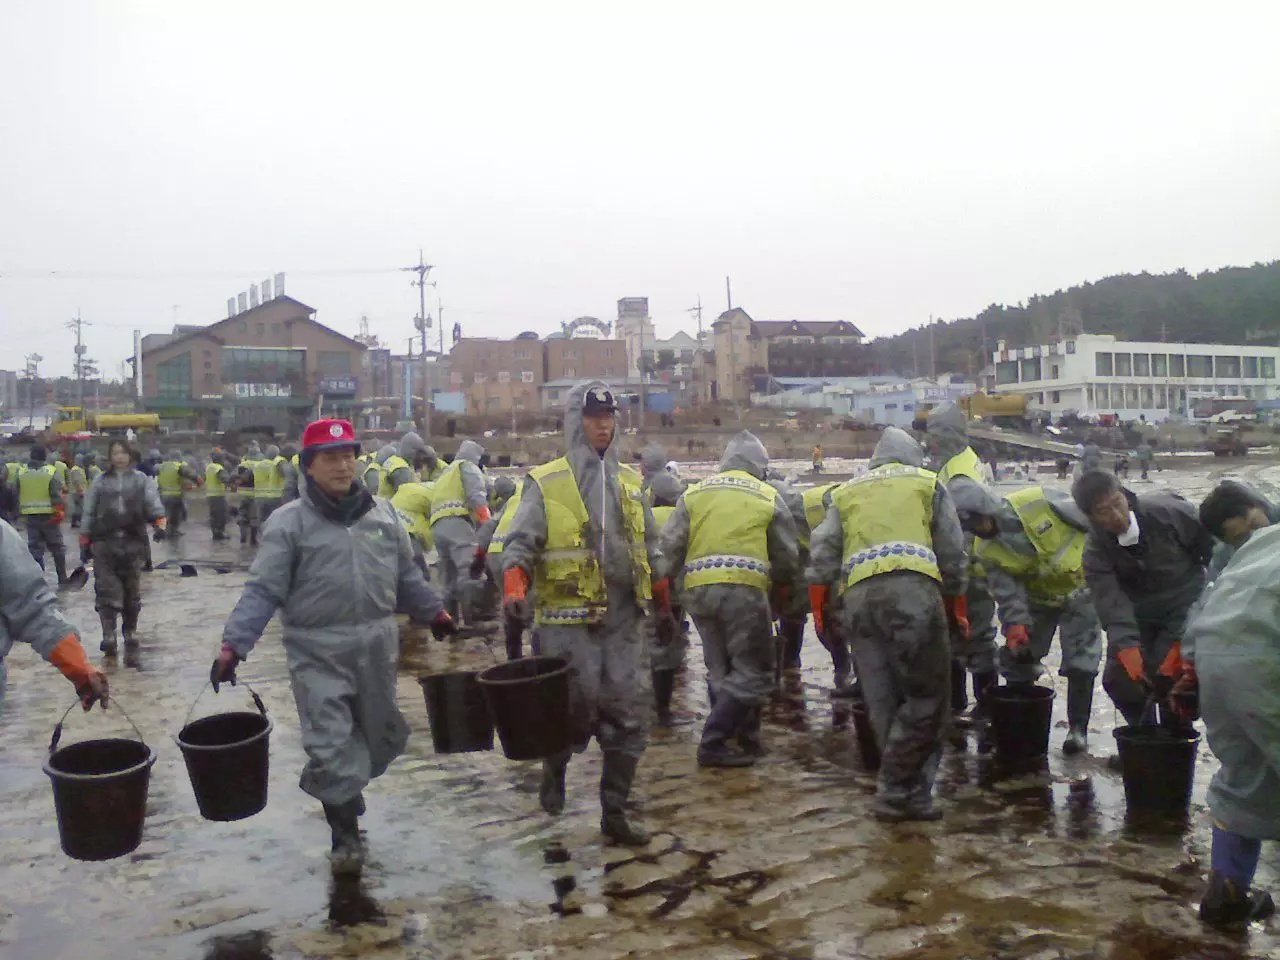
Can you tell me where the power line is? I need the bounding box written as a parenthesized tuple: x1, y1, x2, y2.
(0, 266, 405, 281)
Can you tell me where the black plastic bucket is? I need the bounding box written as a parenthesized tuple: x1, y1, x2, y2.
(477, 656, 573, 760)
(1114, 725, 1200, 817)
(43, 705, 155, 861)
(850, 699, 881, 771)
(987, 685, 1055, 764)
(419, 671, 494, 754)
(177, 686, 272, 822)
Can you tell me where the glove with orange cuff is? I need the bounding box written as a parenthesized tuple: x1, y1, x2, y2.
(1170, 662, 1200, 722)
(652, 576, 673, 619)
(809, 585, 829, 639)
(503, 566, 530, 621)
(943, 594, 970, 642)
(51, 502, 66, 525)
(1004, 623, 1032, 661)
(473, 504, 492, 526)
(48, 634, 109, 710)
(1116, 646, 1147, 685)
(152, 516, 168, 541)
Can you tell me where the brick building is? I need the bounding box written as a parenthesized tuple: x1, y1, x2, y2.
(136, 294, 365, 434)
(447, 333, 627, 415)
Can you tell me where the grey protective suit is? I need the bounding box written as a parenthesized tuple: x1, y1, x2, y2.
(222, 479, 443, 805)
(429, 440, 488, 622)
(237, 442, 265, 542)
(21, 457, 66, 576)
(660, 433, 800, 705)
(807, 428, 968, 816)
(639, 444, 667, 492)
(1072, 443, 1103, 480)
(502, 380, 662, 772)
(925, 402, 998, 676)
(389, 432, 429, 491)
(0, 519, 80, 714)
(207, 459, 231, 537)
(258, 444, 285, 527)
(648, 471, 690, 674)
(1082, 488, 1212, 725)
(82, 467, 164, 628)
(974, 489, 1103, 684)
(364, 444, 397, 493)
(1184, 524, 1280, 840)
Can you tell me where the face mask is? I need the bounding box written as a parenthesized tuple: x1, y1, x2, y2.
(1117, 511, 1140, 547)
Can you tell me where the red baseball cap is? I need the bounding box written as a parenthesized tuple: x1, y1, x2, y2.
(301, 419, 359, 455)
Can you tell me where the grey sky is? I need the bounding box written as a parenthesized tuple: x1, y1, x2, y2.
(2, 1, 1277, 378)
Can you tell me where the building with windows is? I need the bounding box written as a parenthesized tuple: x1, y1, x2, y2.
(136, 294, 366, 434)
(990, 333, 1280, 419)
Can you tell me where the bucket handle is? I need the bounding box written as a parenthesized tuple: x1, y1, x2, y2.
(49, 698, 146, 753)
(181, 681, 267, 733)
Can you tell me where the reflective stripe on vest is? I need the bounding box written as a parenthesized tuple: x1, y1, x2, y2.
(975, 487, 1085, 605)
(158, 461, 185, 497)
(391, 481, 435, 549)
(530, 457, 651, 626)
(68, 466, 87, 492)
(488, 484, 524, 556)
(428, 460, 471, 523)
(381, 455, 410, 496)
(802, 482, 839, 534)
(682, 470, 776, 591)
(205, 462, 228, 496)
(831, 463, 940, 591)
(19, 464, 55, 515)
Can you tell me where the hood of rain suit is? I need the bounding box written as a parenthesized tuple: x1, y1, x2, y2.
(455, 439, 484, 466)
(422, 444, 439, 466)
(639, 444, 667, 479)
(374, 443, 397, 466)
(264, 444, 280, 459)
(870, 427, 924, 469)
(244, 441, 262, 460)
(398, 431, 428, 460)
(648, 472, 685, 507)
(925, 401, 969, 464)
(491, 475, 516, 502)
(718, 431, 769, 480)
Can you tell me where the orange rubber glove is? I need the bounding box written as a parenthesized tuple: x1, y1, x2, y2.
(48, 634, 109, 710)
(809, 585, 829, 639)
(651, 576, 673, 618)
(1170, 662, 1199, 722)
(943, 595, 970, 642)
(1116, 646, 1146, 684)
(79, 534, 91, 550)
(153, 516, 168, 531)
(1004, 623, 1030, 653)
(473, 504, 492, 526)
(50, 502, 66, 525)
(1157, 641, 1183, 679)
(502, 566, 530, 620)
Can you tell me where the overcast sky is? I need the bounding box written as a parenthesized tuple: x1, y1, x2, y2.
(2, 1, 1277, 378)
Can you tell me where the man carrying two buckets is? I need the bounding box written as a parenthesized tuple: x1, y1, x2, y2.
(212, 418, 457, 876)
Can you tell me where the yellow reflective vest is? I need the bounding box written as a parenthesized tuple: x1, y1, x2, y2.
(420, 461, 445, 483)
(380, 454, 411, 496)
(830, 463, 941, 592)
(19, 464, 56, 515)
(88, 464, 103, 483)
(937, 446, 988, 580)
(681, 470, 776, 592)
(5, 461, 23, 488)
(975, 486, 1085, 606)
(651, 504, 675, 530)
(487, 484, 524, 557)
(68, 465, 87, 495)
(158, 460, 187, 497)
(53, 459, 68, 486)
(428, 459, 472, 524)
(391, 481, 435, 550)
(252, 459, 280, 499)
(205, 462, 229, 496)
(530, 457, 651, 626)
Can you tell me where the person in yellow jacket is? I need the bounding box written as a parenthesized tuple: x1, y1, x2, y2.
(205, 453, 233, 540)
(257, 444, 289, 526)
(419, 444, 446, 483)
(157, 451, 201, 538)
(19, 445, 70, 585)
(389, 480, 435, 576)
(379, 432, 429, 496)
(660, 432, 801, 766)
(807, 428, 969, 821)
(427, 440, 490, 622)
(966, 483, 1103, 756)
(68, 455, 88, 528)
(236, 441, 267, 546)
(501, 382, 673, 846)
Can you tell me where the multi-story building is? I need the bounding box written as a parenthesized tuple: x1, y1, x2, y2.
(447, 335, 546, 416)
(710, 308, 770, 406)
(137, 293, 366, 434)
(752, 319, 866, 377)
(990, 333, 1280, 419)
(0, 370, 18, 414)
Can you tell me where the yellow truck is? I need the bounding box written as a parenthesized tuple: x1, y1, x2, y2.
(54, 407, 161, 436)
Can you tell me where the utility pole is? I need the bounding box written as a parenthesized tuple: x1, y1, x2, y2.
(402, 249, 434, 436)
(725, 276, 733, 311)
(638, 310, 647, 428)
(687, 296, 704, 405)
(928, 315, 936, 379)
(67, 310, 90, 412)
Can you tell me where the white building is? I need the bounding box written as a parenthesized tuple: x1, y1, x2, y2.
(991, 333, 1280, 420)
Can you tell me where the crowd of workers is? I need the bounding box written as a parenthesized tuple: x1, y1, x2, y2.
(0, 385, 1275, 929)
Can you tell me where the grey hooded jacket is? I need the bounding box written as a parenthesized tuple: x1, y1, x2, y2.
(807, 427, 967, 596)
(502, 380, 663, 603)
(659, 431, 801, 590)
(926, 402, 993, 524)
(82, 466, 164, 540)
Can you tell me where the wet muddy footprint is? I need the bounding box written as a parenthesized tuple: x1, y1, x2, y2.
(602, 836, 771, 919)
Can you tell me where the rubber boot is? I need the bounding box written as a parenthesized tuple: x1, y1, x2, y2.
(737, 704, 765, 757)
(970, 670, 998, 725)
(323, 798, 365, 877)
(504, 616, 524, 661)
(1062, 671, 1094, 756)
(53, 551, 69, 587)
(950, 660, 968, 715)
(1200, 871, 1276, 927)
(600, 752, 649, 846)
(652, 669, 677, 728)
(250, 528, 259, 547)
(540, 749, 570, 815)
(697, 694, 756, 768)
(99, 610, 118, 655)
(122, 607, 140, 648)
(781, 619, 804, 671)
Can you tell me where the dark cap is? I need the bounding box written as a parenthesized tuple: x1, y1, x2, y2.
(583, 386, 617, 415)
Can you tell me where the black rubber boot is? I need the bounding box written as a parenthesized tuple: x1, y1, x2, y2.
(1062, 671, 1094, 756)
(600, 752, 649, 846)
(737, 704, 765, 757)
(697, 694, 756, 768)
(323, 798, 365, 877)
(122, 607, 140, 647)
(99, 611, 118, 655)
(968, 670, 998, 726)
(652, 669, 677, 728)
(504, 617, 524, 661)
(53, 552, 69, 586)
(781, 619, 804, 670)
(1200, 871, 1276, 928)
(540, 750, 570, 815)
(950, 661, 968, 715)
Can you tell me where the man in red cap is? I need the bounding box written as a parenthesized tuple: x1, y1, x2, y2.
(211, 418, 456, 876)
